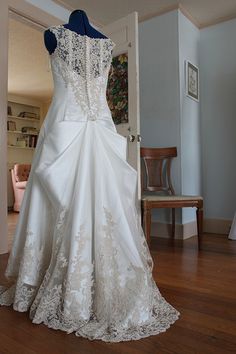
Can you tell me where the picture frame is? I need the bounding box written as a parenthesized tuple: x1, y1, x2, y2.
(186, 60, 199, 102)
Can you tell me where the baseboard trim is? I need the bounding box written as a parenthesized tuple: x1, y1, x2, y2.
(151, 218, 232, 239)
(203, 218, 232, 235)
(151, 221, 197, 240)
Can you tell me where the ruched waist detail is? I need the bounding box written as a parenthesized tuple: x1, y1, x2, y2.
(51, 81, 113, 123)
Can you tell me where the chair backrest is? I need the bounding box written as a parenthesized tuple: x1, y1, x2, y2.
(13, 164, 31, 182)
(140, 147, 177, 195)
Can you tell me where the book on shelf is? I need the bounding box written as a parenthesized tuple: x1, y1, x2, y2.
(14, 134, 38, 148)
(21, 126, 39, 134)
(29, 134, 38, 148)
(7, 120, 16, 131)
(18, 111, 39, 119)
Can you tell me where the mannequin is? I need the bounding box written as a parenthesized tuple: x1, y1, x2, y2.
(44, 9, 108, 55)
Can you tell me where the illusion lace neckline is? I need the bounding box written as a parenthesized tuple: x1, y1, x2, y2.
(57, 24, 116, 47)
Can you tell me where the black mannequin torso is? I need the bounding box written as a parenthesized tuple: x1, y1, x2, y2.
(44, 9, 108, 55)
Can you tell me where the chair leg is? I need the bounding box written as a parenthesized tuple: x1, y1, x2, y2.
(171, 208, 175, 238)
(196, 207, 203, 250)
(141, 205, 144, 227)
(143, 207, 152, 247)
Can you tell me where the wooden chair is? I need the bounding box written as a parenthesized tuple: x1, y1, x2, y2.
(140, 147, 203, 249)
(11, 164, 31, 212)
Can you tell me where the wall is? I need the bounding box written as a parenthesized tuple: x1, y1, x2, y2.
(139, 10, 182, 225)
(139, 10, 181, 194)
(139, 10, 201, 233)
(178, 11, 201, 224)
(200, 19, 236, 223)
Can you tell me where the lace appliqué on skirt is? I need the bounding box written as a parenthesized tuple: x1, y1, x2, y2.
(0, 206, 179, 342)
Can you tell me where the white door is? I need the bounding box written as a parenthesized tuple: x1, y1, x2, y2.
(102, 12, 141, 200)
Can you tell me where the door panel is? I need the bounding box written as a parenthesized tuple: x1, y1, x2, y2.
(102, 12, 141, 200)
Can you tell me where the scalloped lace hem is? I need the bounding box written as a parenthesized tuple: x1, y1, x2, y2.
(0, 284, 179, 343)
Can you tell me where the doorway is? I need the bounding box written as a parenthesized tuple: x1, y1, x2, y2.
(0, 3, 140, 254)
(7, 12, 54, 248)
(0, 1, 62, 255)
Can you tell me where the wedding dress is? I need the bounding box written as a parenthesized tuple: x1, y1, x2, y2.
(0, 24, 179, 342)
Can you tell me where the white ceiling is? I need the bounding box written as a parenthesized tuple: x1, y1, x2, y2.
(8, 18, 53, 101)
(55, 0, 236, 28)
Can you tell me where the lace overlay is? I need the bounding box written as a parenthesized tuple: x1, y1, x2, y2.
(0, 206, 179, 342)
(49, 25, 115, 120)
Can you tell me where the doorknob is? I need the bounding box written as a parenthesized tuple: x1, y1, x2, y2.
(128, 134, 135, 142)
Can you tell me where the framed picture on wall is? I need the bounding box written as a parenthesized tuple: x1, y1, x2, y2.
(186, 61, 199, 102)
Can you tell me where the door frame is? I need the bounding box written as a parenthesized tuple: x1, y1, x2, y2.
(0, 0, 66, 254)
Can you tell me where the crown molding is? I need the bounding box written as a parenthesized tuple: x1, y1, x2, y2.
(199, 12, 236, 29)
(52, 0, 74, 11)
(53, 0, 236, 30)
(139, 3, 200, 28)
(139, 4, 179, 23)
(8, 0, 62, 27)
(178, 3, 200, 28)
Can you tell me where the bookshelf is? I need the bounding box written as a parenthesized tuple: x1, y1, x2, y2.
(7, 100, 41, 150)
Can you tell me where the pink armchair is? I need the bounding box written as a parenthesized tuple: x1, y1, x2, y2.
(11, 164, 31, 212)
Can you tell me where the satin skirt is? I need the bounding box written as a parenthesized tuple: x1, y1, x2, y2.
(0, 97, 179, 342)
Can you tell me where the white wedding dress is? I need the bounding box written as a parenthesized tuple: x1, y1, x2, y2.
(0, 25, 179, 342)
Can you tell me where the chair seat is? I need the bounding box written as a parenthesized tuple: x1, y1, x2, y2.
(142, 194, 203, 201)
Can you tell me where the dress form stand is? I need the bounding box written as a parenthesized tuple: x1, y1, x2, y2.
(44, 9, 108, 54)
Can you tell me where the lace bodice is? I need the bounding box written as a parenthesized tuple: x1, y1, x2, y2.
(48, 25, 116, 121)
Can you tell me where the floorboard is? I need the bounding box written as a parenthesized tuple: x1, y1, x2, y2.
(0, 212, 235, 354)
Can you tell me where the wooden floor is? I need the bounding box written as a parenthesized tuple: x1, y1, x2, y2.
(0, 213, 236, 354)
